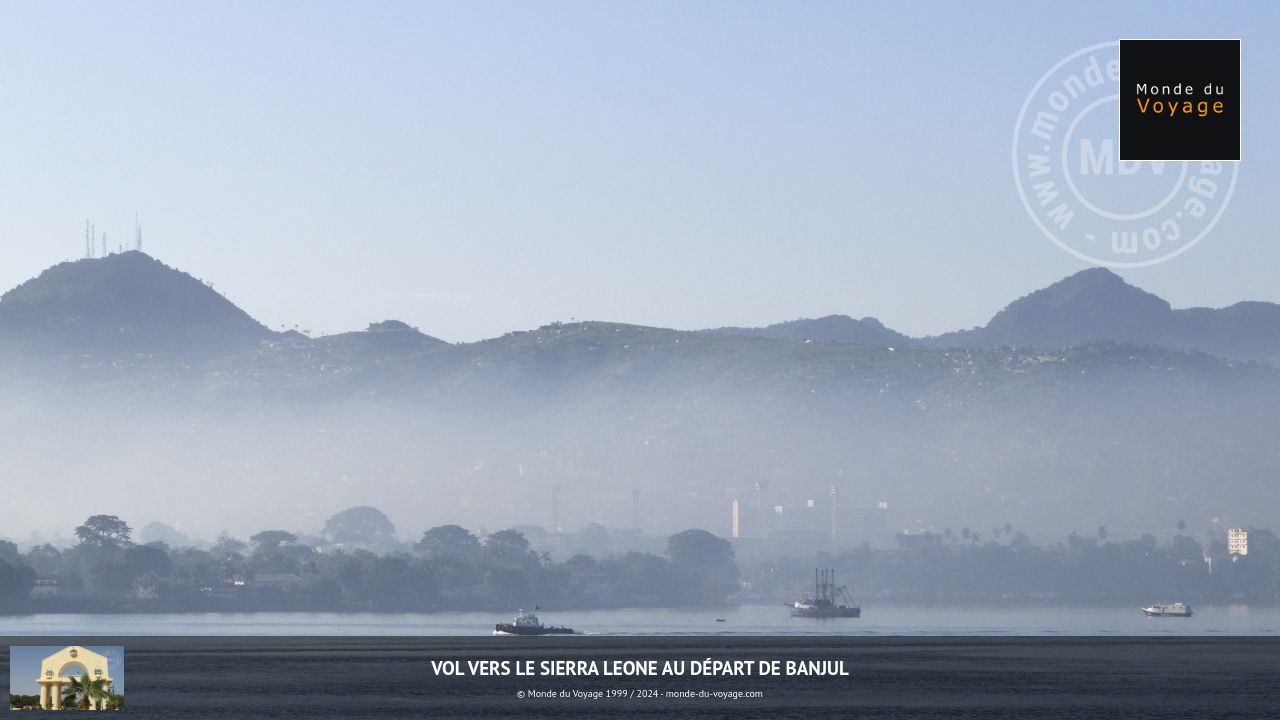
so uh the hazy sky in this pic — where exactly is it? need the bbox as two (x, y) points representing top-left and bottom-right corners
(0, 1), (1275, 342)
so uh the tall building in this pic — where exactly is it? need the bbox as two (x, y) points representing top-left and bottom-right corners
(1228, 528), (1249, 556)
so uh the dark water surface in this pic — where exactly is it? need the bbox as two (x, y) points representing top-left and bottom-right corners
(4, 636), (1277, 719)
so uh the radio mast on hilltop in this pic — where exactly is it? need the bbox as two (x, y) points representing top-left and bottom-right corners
(81, 215), (144, 258)
(829, 485), (838, 546)
(755, 480), (767, 539)
(551, 483), (561, 534)
(630, 488), (640, 531)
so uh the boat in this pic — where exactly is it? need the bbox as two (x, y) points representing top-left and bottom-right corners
(1142, 602), (1193, 617)
(494, 609), (575, 635)
(788, 568), (861, 618)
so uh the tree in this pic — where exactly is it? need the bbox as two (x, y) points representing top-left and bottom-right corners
(1170, 535), (1203, 564)
(0, 539), (19, 564)
(666, 529), (735, 569)
(358, 556), (438, 610)
(484, 567), (531, 609)
(9, 693), (41, 710)
(485, 529), (532, 565)
(23, 544), (61, 577)
(61, 674), (110, 710)
(75, 515), (133, 549)
(565, 554), (598, 573)
(166, 546), (223, 588)
(415, 525), (480, 560)
(86, 559), (133, 598)
(248, 531), (310, 574)
(614, 552), (680, 604)
(250, 530), (298, 551)
(665, 529), (739, 604)
(0, 561), (35, 610)
(124, 544), (174, 582)
(211, 534), (247, 557)
(209, 536), (249, 581)
(139, 521), (189, 546)
(322, 506), (397, 549)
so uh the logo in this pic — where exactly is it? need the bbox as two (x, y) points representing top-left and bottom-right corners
(1119, 39), (1240, 161)
(1012, 41), (1238, 267)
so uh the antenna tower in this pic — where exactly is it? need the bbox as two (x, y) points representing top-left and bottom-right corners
(630, 488), (640, 531)
(829, 485), (838, 545)
(755, 480), (767, 539)
(551, 484), (561, 534)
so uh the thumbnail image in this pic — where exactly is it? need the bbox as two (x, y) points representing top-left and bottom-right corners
(8, 646), (124, 711)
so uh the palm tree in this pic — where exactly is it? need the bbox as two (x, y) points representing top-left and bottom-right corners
(61, 673), (110, 710)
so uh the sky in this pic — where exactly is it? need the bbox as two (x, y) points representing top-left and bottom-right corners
(8, 645), (125, 696)
(0, 1), (1275, 342)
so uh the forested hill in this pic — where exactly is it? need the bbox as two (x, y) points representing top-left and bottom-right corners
(711, 267), (1280, 366)
(0, 253), (1277, 542)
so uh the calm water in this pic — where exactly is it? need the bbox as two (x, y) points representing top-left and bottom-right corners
(3, 604), (1278, 636)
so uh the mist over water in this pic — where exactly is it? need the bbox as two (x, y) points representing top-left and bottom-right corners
(3, 258), (1280, 545)
(6, 605), (1280, 636)
(4, 254), (1280, 615)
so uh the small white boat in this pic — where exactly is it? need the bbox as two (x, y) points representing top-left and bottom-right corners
(1142, 602), (1192, 617)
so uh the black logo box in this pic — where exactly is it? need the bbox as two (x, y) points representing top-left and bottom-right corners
(1119, 39), (1241, 161)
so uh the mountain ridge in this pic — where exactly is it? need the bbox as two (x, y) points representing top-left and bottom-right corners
(707, 314), (914, 348)
(0, 251), (275, 359)
(709, 268), (1280, 365)
(7, 254), (1280, 365)
(2, 253), (1278, 540)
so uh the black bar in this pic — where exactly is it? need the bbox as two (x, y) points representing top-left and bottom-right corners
(5, 636), (1279, 719)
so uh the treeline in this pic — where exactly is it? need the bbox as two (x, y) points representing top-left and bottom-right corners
(0, 509), (739, 613)
(744, 528), (1280, 604)
(8, 510), (1280, 612)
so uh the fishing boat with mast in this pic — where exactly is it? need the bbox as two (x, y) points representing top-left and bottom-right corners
(788, 568), (861, 618)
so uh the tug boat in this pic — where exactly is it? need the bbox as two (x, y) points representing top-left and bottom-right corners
(788, 569), (861, 618)
(1142, 602), (1193, 617)
(494, 609), (575, 635)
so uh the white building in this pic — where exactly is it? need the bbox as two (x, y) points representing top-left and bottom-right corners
(1228, 528), (1249, 556)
